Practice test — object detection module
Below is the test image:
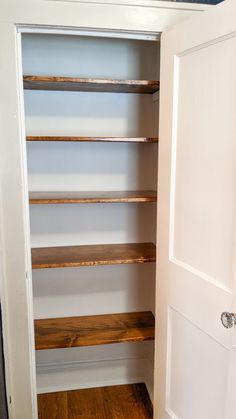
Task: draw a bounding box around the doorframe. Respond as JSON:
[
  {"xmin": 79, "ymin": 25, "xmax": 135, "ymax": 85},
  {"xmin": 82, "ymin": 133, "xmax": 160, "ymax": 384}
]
[
  {"xmin": 0, "ymin": 1, "xmax": 208, "ymax": 417},
  {"xmin": 1, "ymin": 22, "xmax": 162, "ymax": 419}
]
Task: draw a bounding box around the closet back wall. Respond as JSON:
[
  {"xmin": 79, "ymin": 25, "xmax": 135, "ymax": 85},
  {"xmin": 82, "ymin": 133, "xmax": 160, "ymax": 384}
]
[{"xmin": 22, "ymin": 33, "xmax": 159, "ymax": 395}]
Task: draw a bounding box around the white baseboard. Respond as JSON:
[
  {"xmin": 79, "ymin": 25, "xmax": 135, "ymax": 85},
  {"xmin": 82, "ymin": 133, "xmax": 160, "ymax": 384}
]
[{"xmin": 36, "ymin": 356, "xmax": 153, "ymax": 400}]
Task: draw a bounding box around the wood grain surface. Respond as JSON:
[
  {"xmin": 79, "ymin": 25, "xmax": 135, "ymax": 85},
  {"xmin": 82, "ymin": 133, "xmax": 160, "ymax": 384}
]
[
  {"xmin": 31, "ymin": 243, "xmax": 156, "ymax": 269},
  {"xmin": 23, "ymin": 75, "xmax": 159, "ymax": 94},
  {"xmin": 29, "ymin": 191, "xmax": 157, "ymax": 204},
  {"xmin": 35, "ymin": 311, "xmax": 155, "ymax": 350},
  {"xmin": 26, "ymin": 136, "xmax": 158, "ymax": 143},
  {"xmin": 38, "ymin": 383, "xmax": 153, "ymax": 418}
]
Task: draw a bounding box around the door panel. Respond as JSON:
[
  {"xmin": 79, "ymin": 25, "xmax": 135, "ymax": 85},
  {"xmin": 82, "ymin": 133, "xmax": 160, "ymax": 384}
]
[
  {"xmin": 156, "ymin": 1, "xmax": 236, "ymax": 418},
  {"xmin": 167, "ymin": 308, "xmax": 229, "ymax": 419},
  {"xmin": 172, "ymin": 36, "xmax": 236, "ymax": 290}
]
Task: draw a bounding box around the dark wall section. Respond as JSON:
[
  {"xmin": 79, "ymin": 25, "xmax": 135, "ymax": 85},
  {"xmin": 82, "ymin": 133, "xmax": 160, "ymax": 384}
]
[
  {"xmin": 0, "ymin": 307, "xmax": 8, "ymax": 419},
  {"xmin": 175, "ymin": 0, "xmax": 224, "ymax": 4}
]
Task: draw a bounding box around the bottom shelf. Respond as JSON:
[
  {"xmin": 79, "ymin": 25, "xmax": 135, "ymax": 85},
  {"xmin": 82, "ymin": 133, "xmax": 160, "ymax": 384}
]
[
  {"xmin": 38, "ymin": 383, "xmax": 153, "ymax": 419},
  {"xmin": 35, "ymin": 311, "xmax": 155, "ymax": 350}
]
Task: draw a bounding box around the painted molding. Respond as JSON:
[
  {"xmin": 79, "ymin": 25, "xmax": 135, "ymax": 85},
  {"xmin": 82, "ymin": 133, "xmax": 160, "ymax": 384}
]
[{"xmin": 43, "ymin": 0, "xmax": 211, "ymax": 11}]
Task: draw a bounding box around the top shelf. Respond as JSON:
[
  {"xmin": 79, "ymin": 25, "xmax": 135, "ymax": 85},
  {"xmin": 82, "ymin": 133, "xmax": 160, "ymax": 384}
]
[{"xmin": 23, "ymin": 75, "xmax": 160, "ymax": 94}]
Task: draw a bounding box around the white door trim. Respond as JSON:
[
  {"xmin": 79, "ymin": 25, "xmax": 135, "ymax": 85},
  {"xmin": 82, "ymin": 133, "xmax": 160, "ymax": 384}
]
[
  {"xmin": 17, "ymin": 24, "xmax": 160, "ymax": 41},
  {"xmin": 43, "ymin": 0, "xmax": 211, "ymax": 12}
]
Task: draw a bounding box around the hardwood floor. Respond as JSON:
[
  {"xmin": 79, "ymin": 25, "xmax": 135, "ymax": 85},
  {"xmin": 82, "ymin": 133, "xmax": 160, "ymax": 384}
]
[{"xmin": 38, "ymin": 383, "xmax": 153, "ymax": 419}]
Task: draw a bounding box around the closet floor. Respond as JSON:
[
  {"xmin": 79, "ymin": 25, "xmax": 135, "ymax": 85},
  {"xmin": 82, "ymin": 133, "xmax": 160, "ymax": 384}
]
[{"xmin": 37, "ymin": 383, "xmax": 153, "ymax": 419}]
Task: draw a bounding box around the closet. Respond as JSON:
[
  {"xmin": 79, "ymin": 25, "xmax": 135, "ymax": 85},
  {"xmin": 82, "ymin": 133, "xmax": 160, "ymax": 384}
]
[{"xmin": 22, "ymin": 32, "xmax": 160, "ymax": 417}]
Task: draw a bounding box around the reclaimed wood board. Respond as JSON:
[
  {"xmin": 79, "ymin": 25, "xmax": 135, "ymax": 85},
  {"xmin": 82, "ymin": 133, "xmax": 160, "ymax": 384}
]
[
  {"xmin": 31, "ymin": 243, "xmax": 156, "ymax": 269},
  {"xmin": 29, "ymin": 191, "xmax": 157, "ymax": 204},
  {"xmin": 35, "ymin": 311, "xmax": 155, "ymax": 350},
  {"xmin": 23, "ymin": 75, "xmax": 159, "ymax": 94}
]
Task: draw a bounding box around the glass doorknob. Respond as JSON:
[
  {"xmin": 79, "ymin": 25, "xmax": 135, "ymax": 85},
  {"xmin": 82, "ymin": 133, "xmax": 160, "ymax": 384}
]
[{"xmin": 221, "ymin": 312, "xmax": 236, "ymax": 329}]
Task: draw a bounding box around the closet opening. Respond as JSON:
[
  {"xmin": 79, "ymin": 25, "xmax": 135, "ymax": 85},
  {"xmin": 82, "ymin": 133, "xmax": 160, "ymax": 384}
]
[{"xmin": 21, "ymin": 28, "xmax": 160, "ymax": 418}]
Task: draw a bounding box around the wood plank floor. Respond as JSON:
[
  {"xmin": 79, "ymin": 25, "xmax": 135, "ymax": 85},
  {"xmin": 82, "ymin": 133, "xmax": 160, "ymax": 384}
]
[{"xmin": 38, "ymin": 384, "xmax": 153, "ymax": 419}]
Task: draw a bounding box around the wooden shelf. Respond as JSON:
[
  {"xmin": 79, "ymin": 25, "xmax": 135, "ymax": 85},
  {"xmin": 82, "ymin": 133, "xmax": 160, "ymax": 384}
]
[
  {"xmin": 23, "ymin": 75, "xmax": 159, "ymax": 94},
  {"xmin": 38, "ymin": 384, "xmax": 153, "ymax": 418},
  {"xmin": 29, "ymin": 191, "xmax": 157, "ymax": 205},
  {"xmin": 34, "ymin": 311, "xmax": 155, "ymax": 350},
  {"xmin": 31, "ymin": 242, "xmax": 156, "ymax": 269},
  {"xmin": 26, "ymin": 136, "xmax": 158, "ymax": 143}
]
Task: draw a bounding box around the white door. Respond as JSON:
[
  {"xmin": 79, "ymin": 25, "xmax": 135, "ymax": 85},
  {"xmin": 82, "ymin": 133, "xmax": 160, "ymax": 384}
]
[{"xmin": 155, "ymin": 1, "xmax": 236, "ymax": 418}]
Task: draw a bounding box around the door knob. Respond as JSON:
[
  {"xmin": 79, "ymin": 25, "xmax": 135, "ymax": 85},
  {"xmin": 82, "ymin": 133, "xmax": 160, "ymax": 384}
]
[{"xmin": 221, "ymin": 312, "xmax": 236, "ymax": 329}]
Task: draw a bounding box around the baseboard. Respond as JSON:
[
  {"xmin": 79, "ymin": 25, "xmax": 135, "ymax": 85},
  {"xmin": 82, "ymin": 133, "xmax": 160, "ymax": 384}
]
[{"xmin": 36, "ymin": 357, "xmax": 151, "ymax": 395}]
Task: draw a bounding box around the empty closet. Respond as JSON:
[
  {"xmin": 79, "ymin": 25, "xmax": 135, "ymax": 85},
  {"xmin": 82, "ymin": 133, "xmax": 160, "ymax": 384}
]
[{"xmin": 22, "ymin": 32, "xmax": 159, "ymax": 417}]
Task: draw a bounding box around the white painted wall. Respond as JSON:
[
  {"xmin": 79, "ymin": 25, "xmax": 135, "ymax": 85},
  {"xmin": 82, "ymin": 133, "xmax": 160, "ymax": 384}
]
[{"xmin": 22, "ymin": 33, "xmax": 159, "ymax": 396}]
